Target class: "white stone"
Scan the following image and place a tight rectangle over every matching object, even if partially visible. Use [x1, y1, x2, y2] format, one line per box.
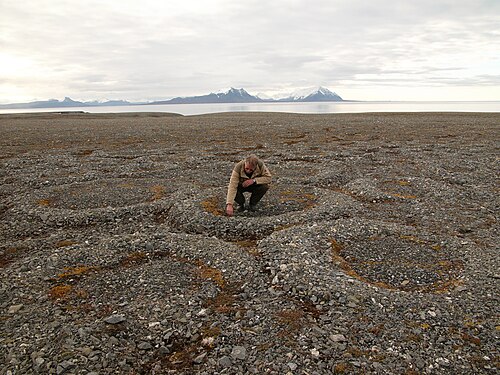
[8, 304, 23, 314]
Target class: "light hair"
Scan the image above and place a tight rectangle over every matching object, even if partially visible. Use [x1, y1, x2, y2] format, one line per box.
[245, 154, 259, 168]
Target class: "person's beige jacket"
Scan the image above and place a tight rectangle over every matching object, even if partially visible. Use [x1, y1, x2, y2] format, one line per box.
[226, 159, 272, 205]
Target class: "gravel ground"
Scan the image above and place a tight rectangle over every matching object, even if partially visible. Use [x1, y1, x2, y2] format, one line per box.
[0, 111, 498, 374]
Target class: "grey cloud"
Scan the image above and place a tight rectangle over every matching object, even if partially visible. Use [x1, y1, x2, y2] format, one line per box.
[1, 0, 499, 102]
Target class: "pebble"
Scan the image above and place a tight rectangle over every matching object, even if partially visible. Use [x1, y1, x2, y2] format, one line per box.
[219, 355, 232, 368]
[193, 352, 207, 364]
[8, 304, 23, 314]
[311, 348, 320, 358]
[288, 362, 298, 370]
[137, 342, 152, 350]
[35, 357, 45, 366]
[330, 334, 347, 342]
[231, 346, 247, 360]
[56, 360, 74, 374]
[104, 314, 126, 324]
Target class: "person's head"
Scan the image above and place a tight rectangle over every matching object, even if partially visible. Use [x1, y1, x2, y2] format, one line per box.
[244, 154, 258, 174]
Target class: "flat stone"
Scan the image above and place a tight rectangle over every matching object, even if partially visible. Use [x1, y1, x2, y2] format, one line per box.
[219, 355, 232, 368]
[137, 342, 152, 350]
[8, 304, 23, 314]
[193, 352, 207, 364]
[231, 346, 246, 360]
[197, 308, 208, 317]
[35, 357, 45, 366]
[288, 362, 298, 370]
[104, 314, 126, 324]
[330, 334, 347, 342]
[56, 360, 74, 374]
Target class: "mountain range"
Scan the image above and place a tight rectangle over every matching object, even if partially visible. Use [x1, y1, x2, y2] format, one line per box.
[0, 87, 343, 109]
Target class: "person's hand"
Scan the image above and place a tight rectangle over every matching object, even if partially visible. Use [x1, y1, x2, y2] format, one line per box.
[226, 204, 234, 216]
[242, 179, 255, 188]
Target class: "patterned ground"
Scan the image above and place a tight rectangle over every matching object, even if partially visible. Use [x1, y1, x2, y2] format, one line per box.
[1, 112, 498, 374]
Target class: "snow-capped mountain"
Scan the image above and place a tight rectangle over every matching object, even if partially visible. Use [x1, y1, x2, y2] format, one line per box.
[149, 86, 343, 104]
[281, 86, 343, 102]
[151, 88, 263, 104]
[0, 86, 344, 109]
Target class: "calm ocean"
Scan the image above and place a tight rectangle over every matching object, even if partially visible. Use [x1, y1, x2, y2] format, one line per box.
[1, 101, 499, 115]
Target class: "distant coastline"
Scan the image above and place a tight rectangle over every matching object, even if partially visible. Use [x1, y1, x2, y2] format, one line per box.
[0, 87, 343, 110]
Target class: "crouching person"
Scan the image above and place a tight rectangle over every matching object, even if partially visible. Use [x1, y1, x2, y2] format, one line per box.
[226, 154, 272, 216]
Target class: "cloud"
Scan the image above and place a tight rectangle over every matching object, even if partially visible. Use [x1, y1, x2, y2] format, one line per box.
[0, 0, 499, 102]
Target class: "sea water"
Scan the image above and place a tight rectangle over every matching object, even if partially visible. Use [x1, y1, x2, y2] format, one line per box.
[0, 101, 499, 115]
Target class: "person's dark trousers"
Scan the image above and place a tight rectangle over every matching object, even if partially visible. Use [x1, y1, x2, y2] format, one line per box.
[235, 184, 269, 207]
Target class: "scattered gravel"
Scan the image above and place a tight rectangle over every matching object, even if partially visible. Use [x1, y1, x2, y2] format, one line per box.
[1, 112, 498, 374]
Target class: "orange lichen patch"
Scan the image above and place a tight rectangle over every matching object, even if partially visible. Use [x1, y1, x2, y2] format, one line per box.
[430, 278, 464, 294]
[462, 333, 481, 346]
[331, 238, 343, 253]
[333, 363, 351, 373]
[382, 180, 417, 199]
[74, 149, 94, 156]
[233, 239, 260, 257]
[283, 133, 307, 145]
[119, 251, 148, 267]
[400, 235, 427, 245]
[275, 309, 306, 335]
[437, 260, 455, 269]
[197, 264, 225, 288]
[204, 291, 237, 313]
[49, 284, 73, 300]
[369, 324, 385, 336]
[150, 184, 167, 200]
[74, 288, 89, 299]
[57, 266, 96, 279]
[273, 223, 297, 232]
[0, 247, 19, 268]
[118, 182, 135, 188]
[384, 179, 411, 186]
[211, 139, 226, 144]
[234, 239, 257, 248]
[279, 190, 318, 209]
[0, 256, 11, 268]
[167, 347, 198, 368]
[201, 325, 221, 338]
[245, 247, 262, 257]
[55, 240, 78, 248]
[346, 346, 366, 358]
[201, 196, 225, 216]
[38, 198, 52, 207]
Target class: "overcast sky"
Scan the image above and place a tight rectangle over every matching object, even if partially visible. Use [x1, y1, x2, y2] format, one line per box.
[1, 0, 499, 103]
